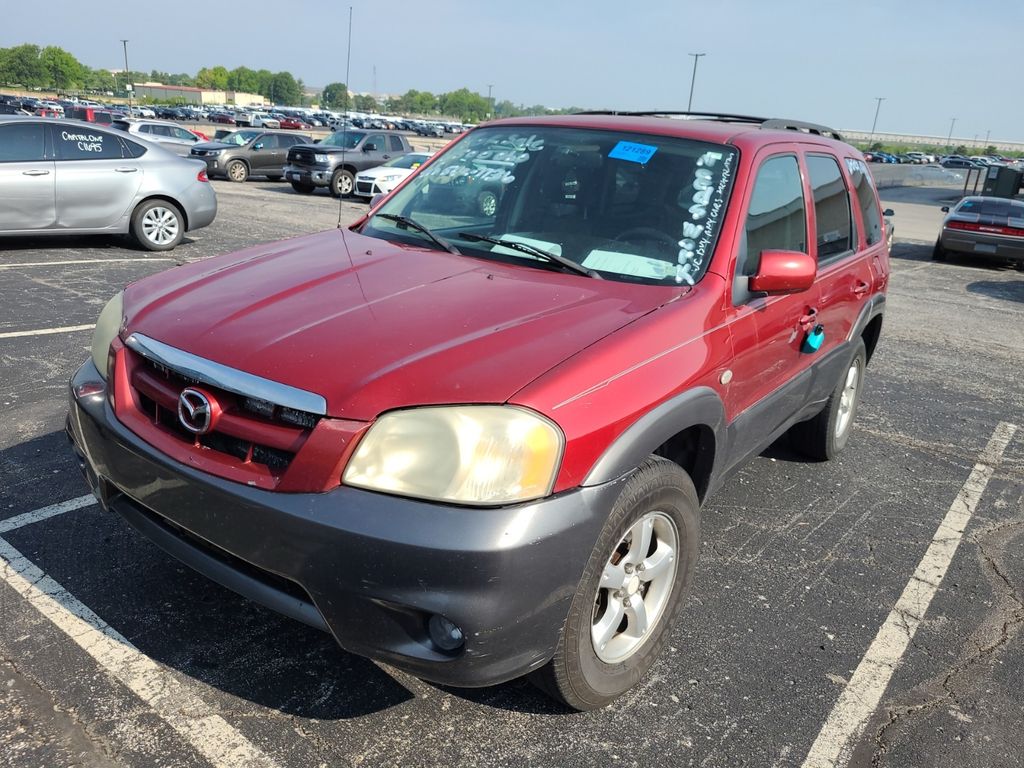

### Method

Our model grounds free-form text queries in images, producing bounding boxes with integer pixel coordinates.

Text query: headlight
[207,149,222,156]
[343,406,564,505]
[90,291,124,380]
[380,174,400,182]
[314,153,329,163]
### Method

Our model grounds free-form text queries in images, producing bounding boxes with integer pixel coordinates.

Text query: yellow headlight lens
[90,292,123,380]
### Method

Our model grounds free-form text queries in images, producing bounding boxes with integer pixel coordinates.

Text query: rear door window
[0,123,47,162]
[846,158,883,245]
[388,134,404,152]
[52,127,127,160]
[806,154,853,262]
[739,154,807,276]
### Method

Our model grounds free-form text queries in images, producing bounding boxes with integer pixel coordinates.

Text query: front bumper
[283,164,333,187]
[67,360,618,687]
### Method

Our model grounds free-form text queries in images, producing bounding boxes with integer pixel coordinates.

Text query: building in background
[130,83,262,106]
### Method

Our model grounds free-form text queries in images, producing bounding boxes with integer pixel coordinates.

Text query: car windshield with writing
[320,131,366,149]
[360,126,738,286]
[220,129,262,146]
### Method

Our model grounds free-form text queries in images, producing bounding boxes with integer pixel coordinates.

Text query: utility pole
[487,83,494,119]
[984,128,991,147]
[867,97,885,143]
[946,117,957,151]
[121,39,132,113]
[687,53,705,112]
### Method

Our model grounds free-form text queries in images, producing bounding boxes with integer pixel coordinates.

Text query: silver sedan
[0,117,217,251]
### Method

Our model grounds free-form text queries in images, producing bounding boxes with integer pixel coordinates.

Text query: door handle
[798,307,818,330]
[115,167,139,173]
[853,280,870,296]
[22,169,50,176]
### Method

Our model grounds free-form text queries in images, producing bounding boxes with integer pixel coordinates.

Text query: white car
[354,152,434,198]
[112,119,206,156]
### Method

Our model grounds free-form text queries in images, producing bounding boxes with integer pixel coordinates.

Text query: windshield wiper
[375,214,462,255]
[456,233,601,279]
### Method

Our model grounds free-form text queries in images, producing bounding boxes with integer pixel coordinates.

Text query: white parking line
[0,528,282,768]
[802,420,1018,768]
[0,258,174,269]
[0,324,94,339]
[0,494,96,534]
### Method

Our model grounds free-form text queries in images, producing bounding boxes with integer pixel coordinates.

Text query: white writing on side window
[61,130,105,153]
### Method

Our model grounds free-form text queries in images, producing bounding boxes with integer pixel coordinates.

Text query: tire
[330,168,354,197]
[478,189,498,217]
[226,160,249,183]
[290,181,315,194]
[130,200,184,252]
[266,174,283,182]
[532,456,700,710]
[789,338,867,461]
[932,239,947,261]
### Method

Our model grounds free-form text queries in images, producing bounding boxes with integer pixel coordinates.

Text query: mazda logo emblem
[177,388,218,435]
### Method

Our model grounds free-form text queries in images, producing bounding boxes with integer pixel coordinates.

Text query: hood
[123,230,680,420]
[192,141,237,151]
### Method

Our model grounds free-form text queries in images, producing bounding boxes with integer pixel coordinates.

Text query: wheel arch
[848,294,885,365]
[581,387,725,503]
[132,195,188,231]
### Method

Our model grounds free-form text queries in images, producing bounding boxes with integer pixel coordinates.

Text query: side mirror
[748,250,816,295]
[253,143,263,151]
[363,142,377,152]
[882,208,894,216]
[940,206,950,213]
[369,193,385,209]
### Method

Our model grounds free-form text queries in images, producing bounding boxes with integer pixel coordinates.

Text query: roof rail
[571,111,844,142]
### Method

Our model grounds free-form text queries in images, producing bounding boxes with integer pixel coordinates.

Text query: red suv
[68,113,889,710]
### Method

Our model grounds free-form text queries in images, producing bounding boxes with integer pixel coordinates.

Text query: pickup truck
[283,129,412,196]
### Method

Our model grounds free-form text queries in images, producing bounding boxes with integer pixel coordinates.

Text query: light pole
[984,129,991,147]
[687,53,705,112]
[946,117,957,151]
[867,97,885,144]
[487,83,494,119]
[120,39,132,114]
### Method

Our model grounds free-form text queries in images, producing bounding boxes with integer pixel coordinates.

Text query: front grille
[288,147,317,165]
[355,181,374,194]
[127,351,318,480]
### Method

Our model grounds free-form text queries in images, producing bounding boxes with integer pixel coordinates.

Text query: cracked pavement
[0,181,1022,767]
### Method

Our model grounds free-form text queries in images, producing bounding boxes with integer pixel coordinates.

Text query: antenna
[337,5,354,230]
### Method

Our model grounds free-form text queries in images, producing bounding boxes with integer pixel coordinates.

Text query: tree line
[0,42,580,119]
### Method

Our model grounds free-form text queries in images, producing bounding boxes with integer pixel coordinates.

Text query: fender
[582,386,726,498]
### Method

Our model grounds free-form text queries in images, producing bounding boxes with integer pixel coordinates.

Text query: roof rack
[571,111,844,142]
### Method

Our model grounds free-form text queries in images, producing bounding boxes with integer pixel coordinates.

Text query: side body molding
[582,386,726,495]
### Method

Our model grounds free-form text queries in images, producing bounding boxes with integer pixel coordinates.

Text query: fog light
[428,614,465,652]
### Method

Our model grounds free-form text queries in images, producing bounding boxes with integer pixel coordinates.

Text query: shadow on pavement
[967,279,1024,304]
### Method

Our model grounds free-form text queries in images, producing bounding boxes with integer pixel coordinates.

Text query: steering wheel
[614,227,678,248]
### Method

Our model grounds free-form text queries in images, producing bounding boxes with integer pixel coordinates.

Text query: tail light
[197,168,209,182]
[947,220,1024,237]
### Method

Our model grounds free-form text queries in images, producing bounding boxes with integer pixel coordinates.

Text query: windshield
[320,130,366,149]
[385,153,431,169]
[361,125,738,285]
[220,129,261,146]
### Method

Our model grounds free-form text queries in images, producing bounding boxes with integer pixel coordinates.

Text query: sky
[4,0,1023,141]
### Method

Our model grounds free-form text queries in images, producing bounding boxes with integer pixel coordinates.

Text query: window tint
[806,154,853,260]
[845,158,883,246]
[279,134,301,147]
[0,123,46,162]
[255,134,279,148]
[740,155,806,275]
[121,138,147,158]
[388,134,404,152]
[53,127,126,160]
[365,134,385,151]
[958,198,1024,218]
[138,124,153,133]
[173,127,195,141]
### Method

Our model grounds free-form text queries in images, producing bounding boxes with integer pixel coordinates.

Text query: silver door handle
[115,167,139,173]
[22,169,50,176]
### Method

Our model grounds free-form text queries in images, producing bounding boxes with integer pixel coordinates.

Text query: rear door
[722,148,820,461]
[0,122,56,230]
[249,133,284,173]
[50,126,143,230]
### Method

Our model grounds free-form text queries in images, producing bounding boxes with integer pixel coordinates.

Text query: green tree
[254,68,274,99]
[39,46,83,90]
[226,66,259,93]
[321,82,349,109]
[437,88,490,121]
[352,93,378,112]
[195,65,229,90]
[268,71,300,105]
[0,44,46,87]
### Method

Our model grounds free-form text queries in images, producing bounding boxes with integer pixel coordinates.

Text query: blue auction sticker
[609,141,658,165]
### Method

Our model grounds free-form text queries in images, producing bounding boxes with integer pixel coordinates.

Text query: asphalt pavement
[1,180,1021,768]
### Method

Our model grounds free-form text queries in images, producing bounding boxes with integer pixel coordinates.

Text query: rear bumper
[67,359,618,687]
[941,229,1024,261]
[178,180,217,231]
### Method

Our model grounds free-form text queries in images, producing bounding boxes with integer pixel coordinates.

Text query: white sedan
[354,152,434,199]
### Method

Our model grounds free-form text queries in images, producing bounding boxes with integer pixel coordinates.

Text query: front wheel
[532,457,699,710]
[477,189,498,217]
[226,160,249,183]
[131,200,184,252]
[790,338,867,460]
[330,169,354,197]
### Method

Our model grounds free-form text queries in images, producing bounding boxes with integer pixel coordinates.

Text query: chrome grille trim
[125,332,327,416]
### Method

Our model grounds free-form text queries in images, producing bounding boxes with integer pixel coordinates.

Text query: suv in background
[284,129,412,196]
[190,129,309,182]
[70,113,889,711]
